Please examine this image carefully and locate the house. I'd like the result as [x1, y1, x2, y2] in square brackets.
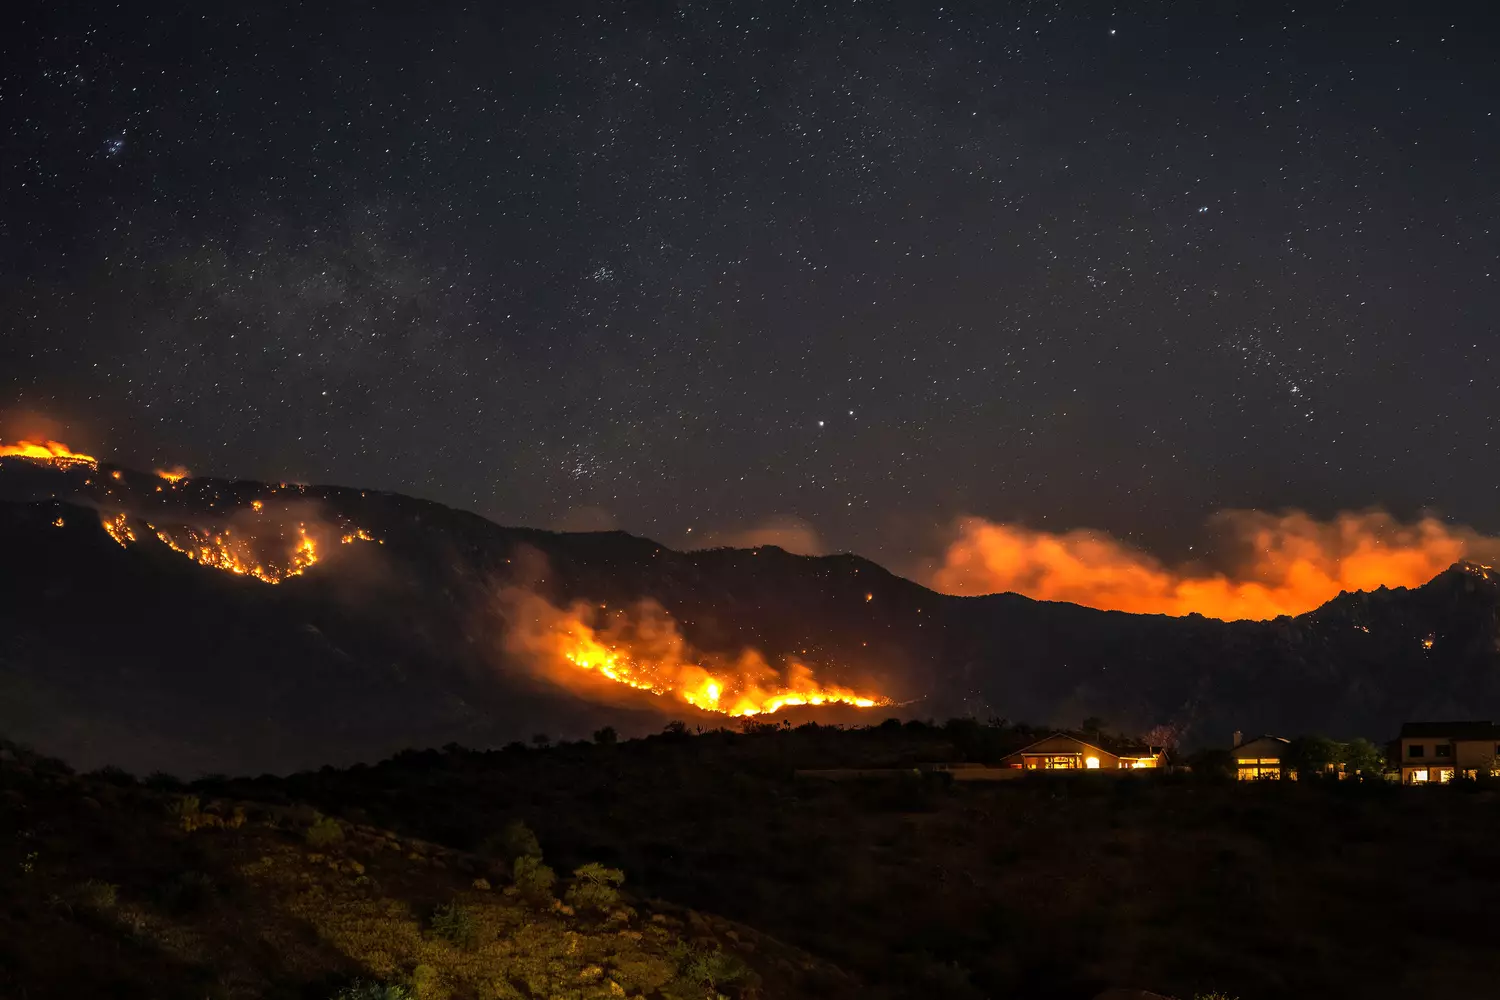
[1397, 721, 1500, 784]
[1231, 732, 1290, 780]
[998, 732, 1166, 771]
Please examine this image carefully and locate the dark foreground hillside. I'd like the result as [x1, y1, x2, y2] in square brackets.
[0, 739, 859, 1000]
[213, 723, 1500, 1000]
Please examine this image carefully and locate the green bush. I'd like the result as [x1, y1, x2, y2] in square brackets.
[512, 855, 556, 904]
[331, 982, 412, 1000]
[565, 862, 625, 912]
[493, 819, 543, 864]
[673, 941, 750, 994]
[429, 902, 478, 950]
[306, 813, 345, 848]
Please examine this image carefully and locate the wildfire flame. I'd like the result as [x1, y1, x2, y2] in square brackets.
[503, 589, 888, 717]
[101, 510, 378, 584]
[929, 509, 1500, 621]
[155, 466, 190, 484]
[0, 439, 97, 470]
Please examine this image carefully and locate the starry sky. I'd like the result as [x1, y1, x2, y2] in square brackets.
[2, 1, 1496, 569]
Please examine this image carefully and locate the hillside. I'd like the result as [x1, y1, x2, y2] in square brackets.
[4, 455, 1500, 774]
[0, 737, 860, 1000]
[15, 725, 1500, 1000]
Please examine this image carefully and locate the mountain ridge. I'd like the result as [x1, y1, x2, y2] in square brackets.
[4, 456, 1500, 775]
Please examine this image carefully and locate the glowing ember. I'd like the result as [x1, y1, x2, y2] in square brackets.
[102, 512, 136, 546]
[504, 590, 889, 717]
[0, 439, 97, 470]
[155, 466, 190, 483]
[100, 510, 378, 584]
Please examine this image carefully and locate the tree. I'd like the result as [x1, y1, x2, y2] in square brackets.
[1286, 736, 1340, 779]
[1081, 717, 1107, 738]
[592, 726, 618, 746]
[1186, 747, 1236, 780]
[661, 720, 688, 738]
[1339, 738, 1389, 780]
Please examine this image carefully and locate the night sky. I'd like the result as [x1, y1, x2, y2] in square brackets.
[3, 2, 1496, 570]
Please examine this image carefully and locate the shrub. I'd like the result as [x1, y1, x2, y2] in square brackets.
[565, 862, 625, 912]
[512, 855, 556, 904]
[674, 941, 750, 994]
[77, 879, 119, 913]
[332, 982, 413, 1000]
[593, 725, 618, 746]
[429, 902, 478, 950]
[306, 813, 345, 848]
[495, 819, 543, 864]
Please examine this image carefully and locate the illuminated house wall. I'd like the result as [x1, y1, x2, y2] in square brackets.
[999, 733, 1165, 772]
[1397, 721, 1500, 784]
[1231, 734, 1290, 780]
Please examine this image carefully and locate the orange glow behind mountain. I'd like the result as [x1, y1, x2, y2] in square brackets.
[502, 588, 889, 717]
[0, 439, 97, 469]
[102, 510, 379, 584]
[929, 509, 1500, 621]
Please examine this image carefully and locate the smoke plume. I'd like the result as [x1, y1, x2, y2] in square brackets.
[927, 509, 1500, 620]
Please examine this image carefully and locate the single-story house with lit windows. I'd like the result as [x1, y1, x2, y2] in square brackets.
[1398, 721, 1500, 784]
[1231, 733, 1291, 780]
[999, 732, 1167, 771]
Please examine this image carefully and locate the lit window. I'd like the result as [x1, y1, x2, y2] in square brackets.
[1085, 756, 1100, 769]
[1410, 769, 1429, 783]
[1437, 768, 1454, 783]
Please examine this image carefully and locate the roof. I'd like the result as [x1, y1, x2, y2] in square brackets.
[1003, 731, 1164, 759]
[1232, 734, 1290, 751]
[1398, 721, 1500, 740]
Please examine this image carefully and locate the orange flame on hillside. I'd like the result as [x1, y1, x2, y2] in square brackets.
[0, 439, 97, 470]
[155, 466, 191, 484]
[502, 589, 888, 716]
[929, 510, 1500, 621]
[101, 510, 379, 584]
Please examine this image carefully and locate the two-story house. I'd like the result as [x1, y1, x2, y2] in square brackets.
[1397, 721, 1500, 784]
[1231, 732, 1291, 780]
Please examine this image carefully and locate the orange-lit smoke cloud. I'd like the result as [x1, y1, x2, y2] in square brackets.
[928, 510, 1500, 621]
[692, 516, 824, 556]
[499, 587, 887, 716]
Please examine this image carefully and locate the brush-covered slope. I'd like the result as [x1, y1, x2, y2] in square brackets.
[4, 455, 1500, 774]
[0, 739, 856, 1000]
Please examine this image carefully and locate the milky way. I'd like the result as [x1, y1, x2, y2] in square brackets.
[2, 3, 1495, 570]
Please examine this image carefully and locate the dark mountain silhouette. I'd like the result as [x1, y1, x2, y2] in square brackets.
[4, 456, 1499, 775]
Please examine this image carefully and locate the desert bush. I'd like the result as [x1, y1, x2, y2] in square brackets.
[593, 725, 618, 746]
[331, 982, 413, 1000]
[307, 813, 345, 847]
[77, 879, 119, 913]
[512, 855, 556, 904]
[565, 862, 625, 912]
[428, 902, 478, 950]
[673, 941, 750, 995]
[490, 819, 543, 865]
